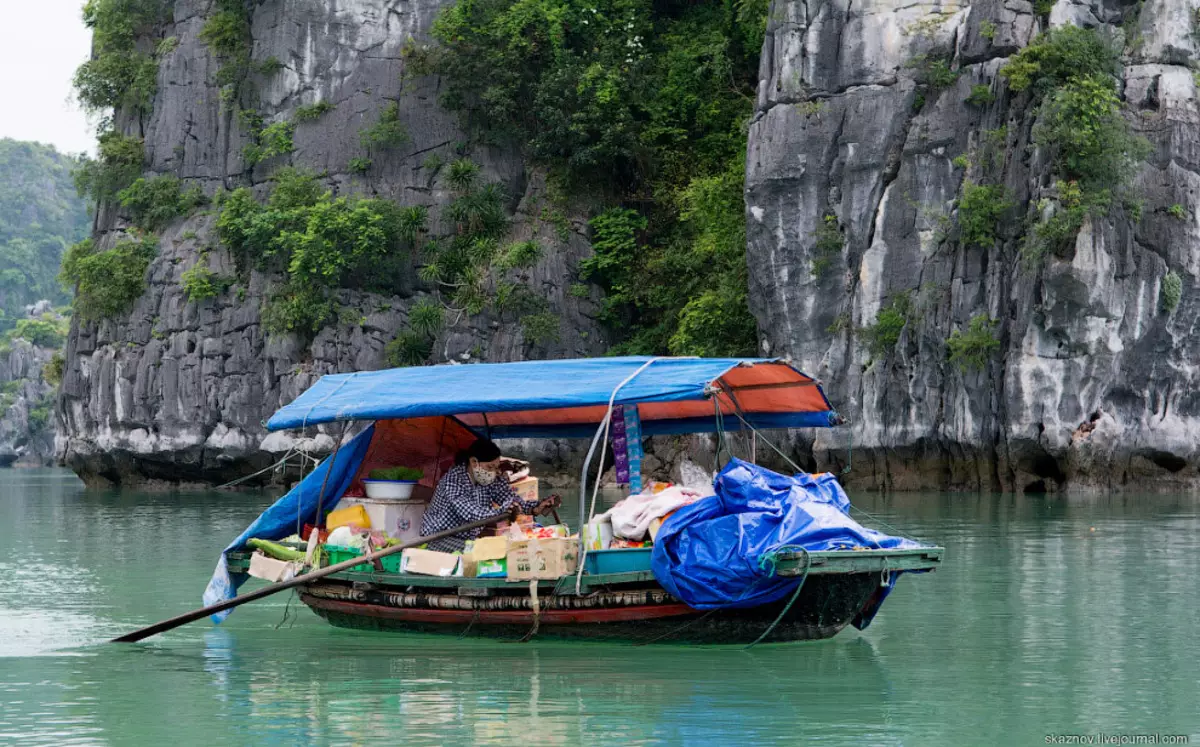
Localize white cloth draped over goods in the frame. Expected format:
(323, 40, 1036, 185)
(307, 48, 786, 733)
(598, 486, 704, 540)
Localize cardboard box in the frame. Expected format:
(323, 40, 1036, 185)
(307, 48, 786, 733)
(507, 537, 578, 581)
(400, 548, 461, 576)
(584, 517, 613, 551)
(471, 536, 509, 561)
(509, 476, 539, 504)
(462, 536, 509, 578)
(475, 558, 507, 578)
(248, 552, 300, 582)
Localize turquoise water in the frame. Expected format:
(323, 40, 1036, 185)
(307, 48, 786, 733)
(1, 468, 1197, 744)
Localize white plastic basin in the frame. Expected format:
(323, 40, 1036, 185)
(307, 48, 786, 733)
(362, 479, 416, 500)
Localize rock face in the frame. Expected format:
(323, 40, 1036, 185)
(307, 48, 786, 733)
(746, 0, 1200, 491)
(58, 0, 607, 486)
(65, 0, 1200, 493)
(0, 304, 61, 467)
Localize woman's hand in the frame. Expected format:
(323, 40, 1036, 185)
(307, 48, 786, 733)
(534, 494, 562, 517)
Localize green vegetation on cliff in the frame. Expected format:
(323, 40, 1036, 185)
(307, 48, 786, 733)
(73, 0, 171, 115)
(60, 235, 157, 320)
(417, 0, 765, 356)
(216, 169, 420, 334)
(0, 140, 88, 331)
(1000, 27, 1149, 262)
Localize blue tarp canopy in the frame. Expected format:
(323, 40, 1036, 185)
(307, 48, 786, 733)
(266, 356, 839, 438)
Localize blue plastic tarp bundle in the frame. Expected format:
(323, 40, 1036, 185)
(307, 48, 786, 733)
(651, 458, 925, 613)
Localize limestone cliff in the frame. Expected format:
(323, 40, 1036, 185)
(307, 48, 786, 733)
(747, 0, 1200, 491)
(59, 0, 607, 485)
(64, 0, 1200, 493)
(0, 305, 61, 467)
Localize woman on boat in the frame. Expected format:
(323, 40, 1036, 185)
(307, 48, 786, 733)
(420, 438, 560, 552)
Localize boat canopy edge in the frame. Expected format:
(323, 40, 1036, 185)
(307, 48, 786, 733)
(265, 356, 841, 437)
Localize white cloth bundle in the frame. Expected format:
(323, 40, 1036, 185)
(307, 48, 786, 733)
(598, 485, 702, 540)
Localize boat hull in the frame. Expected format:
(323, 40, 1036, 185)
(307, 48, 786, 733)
(298, 571, 884, 644)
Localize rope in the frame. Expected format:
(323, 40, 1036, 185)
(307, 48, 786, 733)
(458, 609, 481, 639)
(630, 609, 718, 646)
(213, 447, 318, 490)
(716, 393, 806, 474)
(712, 396, 730, 466)
(745, 547, 811, 649)
(630, 545, 811, 647)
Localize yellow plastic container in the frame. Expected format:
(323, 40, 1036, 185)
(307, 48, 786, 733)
(325, 504, 371, 531)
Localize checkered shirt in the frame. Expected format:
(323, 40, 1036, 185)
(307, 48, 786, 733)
(419, 464, 538, 552)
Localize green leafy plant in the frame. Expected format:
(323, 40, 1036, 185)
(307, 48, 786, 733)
(407, 298, 444, 337)
(359, 102, 408, 150)
(117, 175, 206, 231)
(1160, 270, 1182, 313)
(245, 120, 295, 165)
(797, 100, 826, 117)
(181, 260, 232, 303)
(1167, 204, 1187, 220)
(1024, 180, 1094, 264)
(908, 55, 959, 89)
(496, 240, 543, 270)
(965, 84, 995, 107)
(215, 169, 419, 334)
(255, 56, 283, 75)
(369, 466, 425, 481)
(43, 351, 66, 387)
(73, 132, 144, 203)
(999, 26, 1119, 93)
(347, 156, 373, 174)
(294, 101, 335, 122)
(956, 182, 1011, 247)
(952, 154, 972, 170)
(979, 20, 997, 40)
(385, 329, 434, 367)
(860, 293, 914, 359)
(998, 28, 1148, 264)
(362, 466, 421, 482)
(446, 158, 480, 192)
(200, 0, 252, 95)
(7, 316, 68, 348)
(947, 315, 1000, 371)
(72, 0, 169, 114)
(59, 236, 157, 320)
(811, 214, 843, 278)
(521, 311, 561, 345)
(569, 282, 590, 298)
(1033, 76, 1150, 191)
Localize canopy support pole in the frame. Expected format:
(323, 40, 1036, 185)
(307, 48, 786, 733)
(576, 357, 664, 594)
(314, 422, 347, 530)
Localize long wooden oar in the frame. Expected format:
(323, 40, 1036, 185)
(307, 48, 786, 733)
(111, 514, 507, 643)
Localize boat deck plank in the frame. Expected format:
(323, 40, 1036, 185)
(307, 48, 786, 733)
(226, 546, 943, 589)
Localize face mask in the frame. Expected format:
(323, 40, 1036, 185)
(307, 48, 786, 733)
(471, 466, 498, 485)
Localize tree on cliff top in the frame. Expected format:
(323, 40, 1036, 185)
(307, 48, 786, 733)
(0, 139, 86, 331)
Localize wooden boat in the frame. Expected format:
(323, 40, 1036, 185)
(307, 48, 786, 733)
(227, 546, 941, 643)
(205, 357, 944, 644)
